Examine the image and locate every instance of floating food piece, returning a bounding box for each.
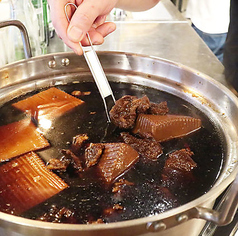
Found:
[112,178,134,193]
[97,143,139,183]
[133,114,202,142]
[71,134,89,154]
[0,152,68,215]
[103,204,124,216]
[47,149,84,173]
[0,118,49,162]
[12,87,84,122]
[120,132,163,160]
[165,148,197,172]
[71,91,91,96]
[38,205,77,223]
[88,218,105,224]
[109,95,150,129]
[148,101,169,115]
[61,149,83,173]
[135,95,151,114]
[162,149,197,192]
[85,143,105,168]
[46,158,70,172]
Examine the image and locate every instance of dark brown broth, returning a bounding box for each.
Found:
[0,82,226,223]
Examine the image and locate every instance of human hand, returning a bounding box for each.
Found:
[47,0,118,55]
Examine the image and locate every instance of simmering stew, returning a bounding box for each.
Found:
[0,82,225,224]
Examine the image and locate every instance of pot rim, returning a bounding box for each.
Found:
[0,51,238,230]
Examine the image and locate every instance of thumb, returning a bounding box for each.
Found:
[67,1,100,42]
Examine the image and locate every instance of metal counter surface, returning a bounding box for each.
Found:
[48,21,225,86]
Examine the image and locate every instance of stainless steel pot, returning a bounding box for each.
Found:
[0,20,237,236]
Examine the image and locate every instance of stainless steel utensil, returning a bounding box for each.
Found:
[64,3,115,122]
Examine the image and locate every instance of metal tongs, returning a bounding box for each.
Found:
[64,3,115,122]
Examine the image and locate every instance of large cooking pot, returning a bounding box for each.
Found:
[0,20,238,236]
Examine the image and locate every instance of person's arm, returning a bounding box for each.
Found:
[116,0,160,12]
[47,0,160,55]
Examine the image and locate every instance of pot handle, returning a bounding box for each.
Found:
[196,172,238,226]
[0,20,32,59]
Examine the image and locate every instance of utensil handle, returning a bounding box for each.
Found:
[84,48,114,98]
[0,20,32,59]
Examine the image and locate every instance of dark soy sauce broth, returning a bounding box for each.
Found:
[0,81,226,223]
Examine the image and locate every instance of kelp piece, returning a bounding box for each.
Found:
[0,152,68,215]
[97,143,139,183]
[0,119,49,162]
[133,114,202,142]
[12,87,84,121]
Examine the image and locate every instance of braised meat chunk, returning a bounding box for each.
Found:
[133,95,150,114]
[61,149,84,173]
[148,101,169,115]
[85,143,105,168]
[46,158,70,172]
[120,132,163,160]
[97,143,139,183]
[109,95,150,129]
[165,148,197,172]
[71,134,89,154]
[162,149,197,192]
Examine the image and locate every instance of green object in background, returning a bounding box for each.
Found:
[31,0,40,8]
[42,0,49,46]
[31,0,49,50]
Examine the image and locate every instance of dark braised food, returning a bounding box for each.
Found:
[0,152,68,215]
[162,149,197,192]
[85,143,104,168]
[120,132,163,160]
[109,95,150,129]
[109,95,169,129]
[148,101,169,115]
[12,87,84,122]
[0,84,224,225]
[97,143,139,183]
[0,118,49,162]
[132,114,202,142]
[38,205,77,223]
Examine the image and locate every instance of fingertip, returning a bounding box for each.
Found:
[91,34,104,45]
[65,40,84,55]
[96,22,116,38]
[84,30,104,45]
[106,23,116,35]
[73,45,84,55]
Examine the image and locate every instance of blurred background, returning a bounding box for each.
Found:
[0,0,189,66]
